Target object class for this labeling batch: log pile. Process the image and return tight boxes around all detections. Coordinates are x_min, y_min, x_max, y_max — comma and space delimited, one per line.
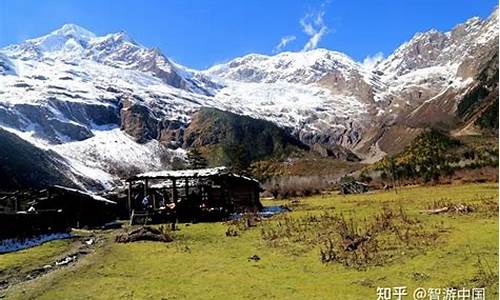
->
425, 204, 473, 214
115, 226, 173, 243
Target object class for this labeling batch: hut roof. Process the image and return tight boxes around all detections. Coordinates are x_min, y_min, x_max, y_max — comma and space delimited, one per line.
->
127, 167, 259, 184
128, 167, 228, 181
49, 185, 117, 205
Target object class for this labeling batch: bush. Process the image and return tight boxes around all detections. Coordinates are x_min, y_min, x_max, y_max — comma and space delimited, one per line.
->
263, 176, 331, 199
260, 207, 442, 269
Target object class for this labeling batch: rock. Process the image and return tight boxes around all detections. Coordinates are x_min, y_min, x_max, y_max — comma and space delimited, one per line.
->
157, 119, 185, 148
311, 143, 360, 161
55, 255, 77, 266
340, 181, 368, 194
120, 100, 159, 143
0, 97, 120, 144
248, 255, 260, 261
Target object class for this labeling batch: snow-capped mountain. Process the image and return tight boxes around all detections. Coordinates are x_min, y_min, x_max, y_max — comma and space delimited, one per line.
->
203, 8, 498, 154
0, 53, 16, 75
205, 49, 375, 145
0, 8, 497, 190
206, 49, 362, 84
3, 24, 218, 95
374, 8, 498, 112
0, 24, 224, 189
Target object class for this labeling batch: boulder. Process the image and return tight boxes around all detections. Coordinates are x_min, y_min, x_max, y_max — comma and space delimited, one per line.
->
339, 181, 368, 194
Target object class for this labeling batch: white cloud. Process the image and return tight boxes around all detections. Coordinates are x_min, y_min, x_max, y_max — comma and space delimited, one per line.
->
273, 35, 297, 53
362, 52, 384, 69
300, 8, 329, 51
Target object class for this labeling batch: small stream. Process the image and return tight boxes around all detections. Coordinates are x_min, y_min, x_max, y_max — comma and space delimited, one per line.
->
230, 205, 290, 220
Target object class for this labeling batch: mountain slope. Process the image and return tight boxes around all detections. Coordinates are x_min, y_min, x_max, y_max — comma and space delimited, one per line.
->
204, 8, 498, 153
354, 8, 499, 156
183, 108, 308, 167
456, 48, 499, 131
0, 8, 497, 190
0, 127, 102, 190
205, 49, 374, 147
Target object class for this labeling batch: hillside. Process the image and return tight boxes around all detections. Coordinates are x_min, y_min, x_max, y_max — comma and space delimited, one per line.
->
0, 128, 103, 190
370, 129, 498, 184
457, 48, 499, 131
183, 108, 308, 168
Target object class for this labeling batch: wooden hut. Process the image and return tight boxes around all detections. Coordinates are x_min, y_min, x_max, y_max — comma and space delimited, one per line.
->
31, 185, 117, 228
126, 167, 262, 223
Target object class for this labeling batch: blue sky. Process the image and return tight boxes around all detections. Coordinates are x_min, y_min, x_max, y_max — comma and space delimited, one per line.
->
0, 0, 497, 69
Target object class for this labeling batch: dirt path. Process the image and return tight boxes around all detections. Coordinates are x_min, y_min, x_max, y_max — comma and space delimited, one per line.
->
0, 231, 108, 296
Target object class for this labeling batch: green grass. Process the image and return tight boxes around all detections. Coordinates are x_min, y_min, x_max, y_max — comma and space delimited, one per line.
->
0, 239, 74, 272
3, 183, 499, 300
0, 238, 75, 292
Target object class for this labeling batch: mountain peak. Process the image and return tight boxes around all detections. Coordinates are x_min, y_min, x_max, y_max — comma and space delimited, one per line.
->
205, 47, 358, 84
15, 23, 97, 54
49, 23, 96, 40
91, 30, 137, 47
111, 30, 133, 42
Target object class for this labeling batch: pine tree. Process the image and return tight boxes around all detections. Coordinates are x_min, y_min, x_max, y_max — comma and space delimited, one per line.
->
186, 148, 208, 169
224, 143, 250, 174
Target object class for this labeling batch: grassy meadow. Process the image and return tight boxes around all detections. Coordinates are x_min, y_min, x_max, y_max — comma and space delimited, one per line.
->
1, 183, 498, 299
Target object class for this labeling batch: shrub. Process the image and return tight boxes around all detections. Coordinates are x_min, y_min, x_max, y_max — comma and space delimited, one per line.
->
263, 176, 331, 199
260, 207, 443, 269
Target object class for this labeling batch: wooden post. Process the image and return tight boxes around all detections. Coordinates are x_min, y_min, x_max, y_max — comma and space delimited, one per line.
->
127, 181, 132, 215
171, 178, 178, 231
144, 179, 149, 197
172, 179, 178, 203
185, 178, 189, 200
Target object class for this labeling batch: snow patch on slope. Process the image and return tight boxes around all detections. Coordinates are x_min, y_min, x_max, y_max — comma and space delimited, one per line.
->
54, 126, 173, 175
213, 80, 368, 133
